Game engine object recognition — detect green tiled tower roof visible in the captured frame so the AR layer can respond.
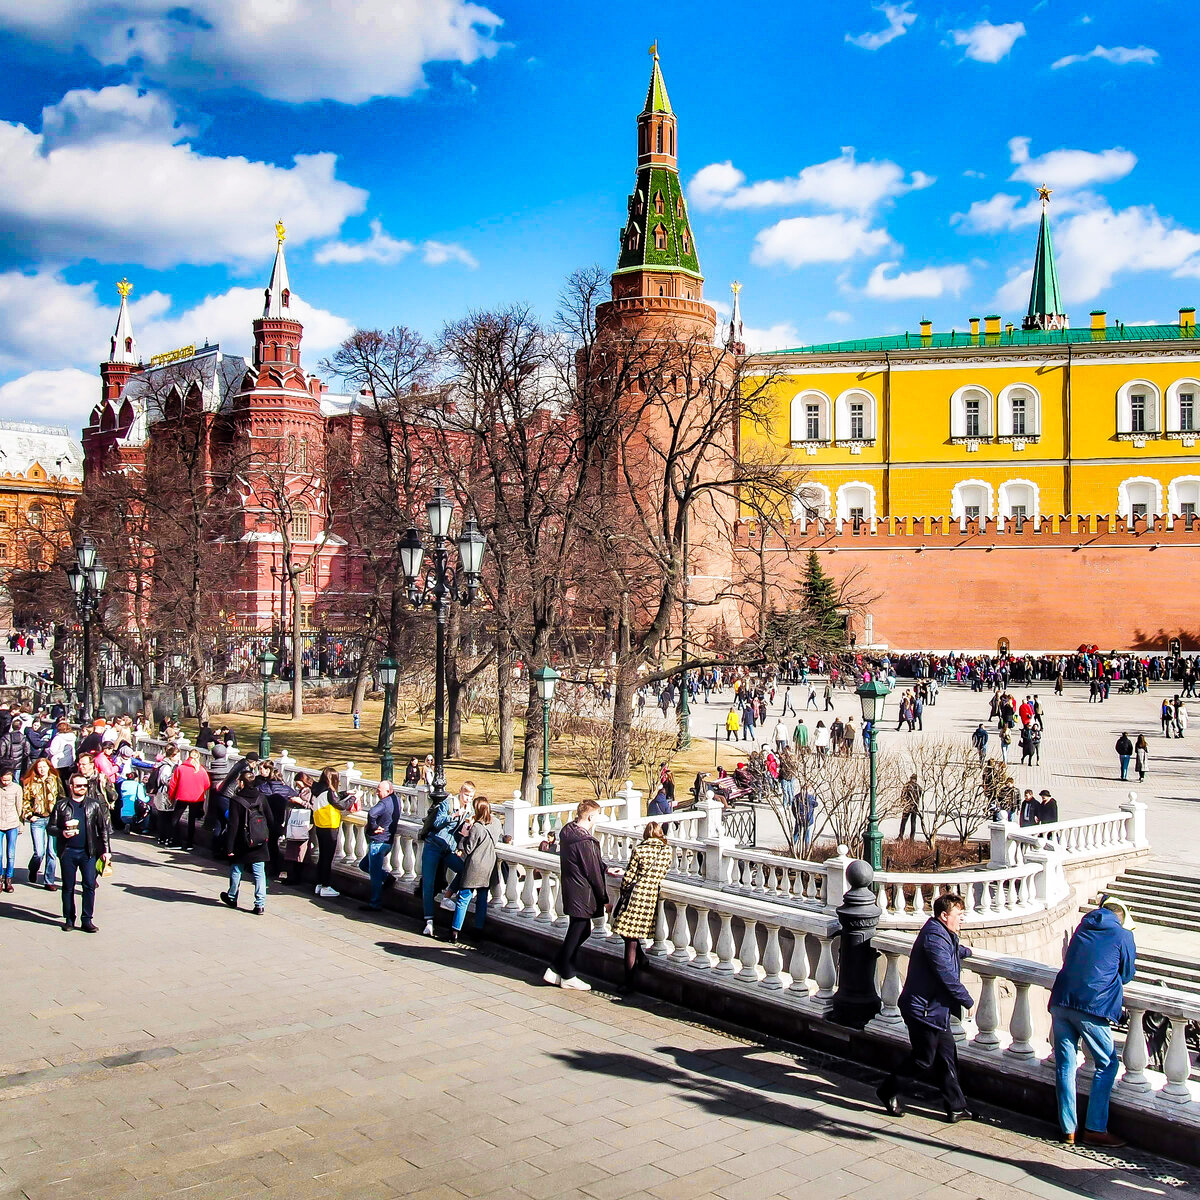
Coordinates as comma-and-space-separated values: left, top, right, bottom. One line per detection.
644, 48, 672, 113
1024, 187, 1067, 331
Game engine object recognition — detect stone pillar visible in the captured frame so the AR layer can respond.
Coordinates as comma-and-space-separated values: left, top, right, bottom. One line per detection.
503, 790, 532, 843
831, 859, 883, 1028
824, 844, 852, 911
988, 820, 1011, 869
344, 761, 361, 790
1120, 791, 1148, 848
616, 779, 644, 822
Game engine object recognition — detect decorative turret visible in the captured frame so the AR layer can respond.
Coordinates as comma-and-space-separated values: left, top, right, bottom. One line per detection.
253, 221, 303, 369
100, 278, 141, 404
1023, 185, 1068, 332
726, 281, 746, 355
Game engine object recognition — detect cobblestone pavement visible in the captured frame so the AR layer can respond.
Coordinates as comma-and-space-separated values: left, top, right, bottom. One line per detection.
1, 837, 1198, 1200
677, 681, 1198, 870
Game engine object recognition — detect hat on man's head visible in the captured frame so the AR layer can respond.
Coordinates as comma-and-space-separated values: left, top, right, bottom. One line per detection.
1101, 896, 1136, 931
1039, 789, 1053, 798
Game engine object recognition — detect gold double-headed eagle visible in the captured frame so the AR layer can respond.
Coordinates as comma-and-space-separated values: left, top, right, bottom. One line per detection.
116, 278, 132, 298
275, 219, 287, 244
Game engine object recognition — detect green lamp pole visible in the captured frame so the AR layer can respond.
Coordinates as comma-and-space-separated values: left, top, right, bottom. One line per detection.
857, 677, 892, 871
532, 662, 560, 808
377, 654, 398, 782
257, 647, 277, 759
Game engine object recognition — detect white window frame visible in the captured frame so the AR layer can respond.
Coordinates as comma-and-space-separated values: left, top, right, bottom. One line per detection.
791, 482, 831, 528
834, 388, 877, 445
1166, 379, 1200, 442
1116, 380, 1162, 440
997, 384, 1041, 442
950, 385, 994, 443
997, 479, 1040, 527
950, 479, 995, 529
789, 390, 832, 446
1117, 476, 1163, 522
835, 481, 877, 528
1167, 475, 1200, 520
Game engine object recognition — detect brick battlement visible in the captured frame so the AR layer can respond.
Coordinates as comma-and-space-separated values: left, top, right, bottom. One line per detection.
735, 513, 1200, 550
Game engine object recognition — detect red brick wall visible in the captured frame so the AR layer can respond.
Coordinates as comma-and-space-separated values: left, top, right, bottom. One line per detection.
733, 518, 1200, 651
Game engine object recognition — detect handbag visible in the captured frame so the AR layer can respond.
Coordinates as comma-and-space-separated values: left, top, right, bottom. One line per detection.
610, 882, 633, 926
285, 808, 313, 840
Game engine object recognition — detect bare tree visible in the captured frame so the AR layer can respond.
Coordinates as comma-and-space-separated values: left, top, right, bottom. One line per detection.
903, 737, 988, 845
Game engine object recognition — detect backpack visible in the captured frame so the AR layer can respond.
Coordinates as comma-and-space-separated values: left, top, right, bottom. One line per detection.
243, 800, 270, 850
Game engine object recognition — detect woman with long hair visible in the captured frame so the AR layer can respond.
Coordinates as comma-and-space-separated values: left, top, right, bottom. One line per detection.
446, 796, 499, 943
311, 766, 352, 899
22, 757, 64, 889
610, 821, 673, 993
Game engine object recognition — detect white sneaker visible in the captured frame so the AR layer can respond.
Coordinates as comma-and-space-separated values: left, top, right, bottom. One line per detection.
317, 886, 339, 898
422, 920, 434, 937
439, 895, 457, 912
560, 977, 592, 991
542, 968, 561, 986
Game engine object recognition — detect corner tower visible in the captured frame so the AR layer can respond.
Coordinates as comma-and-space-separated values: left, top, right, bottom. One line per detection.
1023, 185, 1068, 332
100, 278, 141, 404
253, 220, 305, 370
599, 46, 716, 339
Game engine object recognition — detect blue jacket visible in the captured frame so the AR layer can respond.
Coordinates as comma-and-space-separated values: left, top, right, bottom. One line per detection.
366, 793, 401, 844
1049, 907, 1136, 1023
419, 797, 460, 853
899, 916, 974, 1030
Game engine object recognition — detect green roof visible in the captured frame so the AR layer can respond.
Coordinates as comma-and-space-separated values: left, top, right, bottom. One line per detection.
1027, 207, 1065, 324
615, 165, 701, 277
758, 323, 1200, 357
643, 54, 672, 114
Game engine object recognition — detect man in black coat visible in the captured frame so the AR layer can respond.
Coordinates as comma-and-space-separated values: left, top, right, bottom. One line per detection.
878, 893, 976, 1121
0, 723, 25, 780
543, 800, 609, 991
48, 772, 112, 932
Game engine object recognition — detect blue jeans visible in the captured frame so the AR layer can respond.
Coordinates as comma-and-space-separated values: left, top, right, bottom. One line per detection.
421, 842, 455, 919
30, 818, 56, 885
229, 860, 267, 908
452, 886, 489, 931
0, 827, 18, 878
368, 840, 393, 907
1051, 1006, 1120, 1135
1118, 754, 1131, 779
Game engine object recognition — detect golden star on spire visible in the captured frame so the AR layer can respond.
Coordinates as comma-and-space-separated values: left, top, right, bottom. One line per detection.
1037, 183, 1053, 204
116, 278, 132, 299
731, 280, 742, 295
275, 219, 287, 244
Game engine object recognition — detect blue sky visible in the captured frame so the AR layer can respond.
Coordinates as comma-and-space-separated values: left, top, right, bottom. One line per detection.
0, 0, 1195, 431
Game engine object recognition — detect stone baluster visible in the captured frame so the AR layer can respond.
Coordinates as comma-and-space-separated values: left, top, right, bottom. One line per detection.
400, 835, 417, 882
760, 924, 785, 989
503, 861, 522, 912
650, 902, 671, 956
949, 1012, 968, 1044
714, 912, 737, 972
973, 975, 1001, 1050
736, 919, 760, 982
1159, 1018, 1195, 1104
535, 870, 556, 922
813, 933, 837, 1008
519, 863, 538, 918
874, 951, 903, 1026
1118, 1004, 1150, 1094
1005, 982, 1036, 1059
789, 933, 813, 997
669, 903, 692, 962
691, 906, 714, 968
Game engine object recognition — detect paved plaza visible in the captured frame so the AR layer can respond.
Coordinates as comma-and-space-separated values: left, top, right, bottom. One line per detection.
681, 680, 1199, 870
1, 836, 1198, 1200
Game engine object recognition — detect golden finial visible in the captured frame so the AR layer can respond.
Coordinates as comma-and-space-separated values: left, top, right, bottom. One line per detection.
275, 219, 287, 244
648, 40, 658, 58
731, 280, 742, 296
116, 278, 132, 299
1037, 183, 1052, 204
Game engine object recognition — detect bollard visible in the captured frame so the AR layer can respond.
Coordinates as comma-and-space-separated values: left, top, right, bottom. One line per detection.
831, 858, 882, 1029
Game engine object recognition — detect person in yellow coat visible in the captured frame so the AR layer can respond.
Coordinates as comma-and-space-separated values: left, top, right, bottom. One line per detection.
724, 707, 741, 741
611, 822, 673, 993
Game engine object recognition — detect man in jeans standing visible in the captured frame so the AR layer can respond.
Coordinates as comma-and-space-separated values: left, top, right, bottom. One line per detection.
1049, 899, 1136, 1146
48, 773, 111, 932
360, 780, 399, 913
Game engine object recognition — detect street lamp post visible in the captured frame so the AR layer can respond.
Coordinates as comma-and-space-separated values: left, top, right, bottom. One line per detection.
258, 648, 277, 758
532, 663, 560, 808
377, 654, 398, 782
399, 486, 486, 814
857, 678, 892, 871
65, 536, 108, 719
677, 514, 691, 748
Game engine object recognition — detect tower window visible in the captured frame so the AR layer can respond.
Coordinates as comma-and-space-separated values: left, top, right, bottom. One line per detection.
681, 230, 690, 254
290, 509, 310, 540
297, 438, 309, 471
26, 504, 42, 528
965, 399, 981, 438
626, 227, 639, 251
281, 288, 290, 308
656, 123, 663, 153
669, 126, 674, 156
1181, 392, 1195, 432
125, 337, 132, 352
653, 225, 667, 250
1130, 394, 1146, 433
654, 191, 664, 214
675, 196, 684, 218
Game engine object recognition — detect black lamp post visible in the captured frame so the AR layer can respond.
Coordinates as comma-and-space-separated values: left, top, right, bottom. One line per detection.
532, 662, 560, 808
856, 678, 892, 871
65, 536, 108, 718
258, 648, 277, 758
378, 654, 398, 782
399, 486, 486, 814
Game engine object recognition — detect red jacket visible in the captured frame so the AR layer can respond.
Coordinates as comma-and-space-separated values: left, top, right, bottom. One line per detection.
168, 760, 211, 805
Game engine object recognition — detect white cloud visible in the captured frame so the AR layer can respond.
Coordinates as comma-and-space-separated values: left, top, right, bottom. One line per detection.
995, 268, 1032, 311
315, 219, 415, 265
950, 20, 1025, 63
0, 89, 366, 269
752, 215, 892, 268
711, 298, 799, 351
846, 2, 916, 50
963, 169, 986, 179
1007, 135, 1136, 190
690, 149, 933, 215
826, 310, 854, 323
421, 240, 478, 268
0, 368, 99, 434
1052, 44, 1159, 69
864, 261, 970, 299
0, 0, 503, 105
953, 190, 1091, 232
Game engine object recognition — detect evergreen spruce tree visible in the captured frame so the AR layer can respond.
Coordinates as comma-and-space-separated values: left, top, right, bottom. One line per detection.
803, 549, 845, 648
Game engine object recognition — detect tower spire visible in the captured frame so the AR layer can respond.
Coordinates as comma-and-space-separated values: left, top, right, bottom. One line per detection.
1023, 185, 1068, 332
264, 219, 293, 319
109, 278, 138, 364
726, 281, 745, 355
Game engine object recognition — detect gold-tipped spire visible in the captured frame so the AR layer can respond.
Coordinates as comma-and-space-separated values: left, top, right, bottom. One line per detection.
731, 280, 742, 295
116, 278, 133, 299
648, 40, 658, 58
275, 219, 287, 244
1037, 183, 1052, 205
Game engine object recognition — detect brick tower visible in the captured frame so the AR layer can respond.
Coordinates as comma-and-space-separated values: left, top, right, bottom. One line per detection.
100, 278, 141, 405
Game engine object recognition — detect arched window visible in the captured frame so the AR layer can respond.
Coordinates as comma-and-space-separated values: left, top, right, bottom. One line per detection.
950, 385, 994, 441
297, 437, 309, 471
1167, 475, 1200, 522
834, 389, 876, 443
626, 226, 639, 252
26, 504, 43, 528
286, 434, 297, 464
998, 479, 1040, 527
998, 384, 1041, 440
950, 479, 994, 528
675, 196, 684, 218
836, 481, 876, 529
1166, 379, 1200, 438
290, 508, 311, 540
1117, 476, 1163, 522
791, 482, 831, 528
653, 224, 668, 250
789, 390, 831, 444
654, 190, 665, 214
124, 336, 133, 353
1117, 380, 1162, 438
681, 229, 690, 254
281, 288, 290, 309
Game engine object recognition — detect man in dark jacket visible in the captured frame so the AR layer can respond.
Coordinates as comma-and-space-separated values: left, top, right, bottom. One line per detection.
0, 723, 25, 780
23, 717, 50, 763
544, 799, 608, 991
1038, 789, 1059, 824
1049, 901, 1136, 1147
48, 772, 112, 932
220, 770, 270, 914
360, 780, 399, 913
1114, 733, 1134, 781
878, 893, 975, 1121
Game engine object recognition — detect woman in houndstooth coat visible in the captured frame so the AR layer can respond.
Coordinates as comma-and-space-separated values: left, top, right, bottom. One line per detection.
611, 822, 672, 991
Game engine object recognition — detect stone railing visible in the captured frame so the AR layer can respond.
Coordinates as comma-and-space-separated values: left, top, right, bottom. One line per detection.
1005, 800, 1147, 865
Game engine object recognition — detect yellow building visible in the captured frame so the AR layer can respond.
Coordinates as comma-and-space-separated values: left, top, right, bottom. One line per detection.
743, 197, 1200, 528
